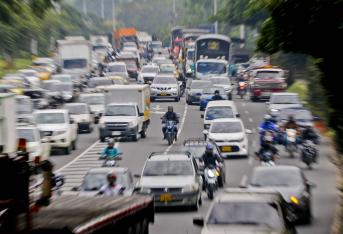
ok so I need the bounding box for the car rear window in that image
[143,160,193,176]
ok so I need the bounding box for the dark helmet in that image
[288,114,295,121]
[107,172,117,182]
[214,90,220,95]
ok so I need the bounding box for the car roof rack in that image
[148,151,191,158]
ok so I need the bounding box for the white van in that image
[202,100,239,129]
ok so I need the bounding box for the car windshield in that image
[206,107,234,120]
[52,75,72,83]
[251,169,302,187]
[207,202,282,229]
[211,121,242,133]
[63,59,87,69]
[256,71,282,79]
[79,95,105,105]
[88,79,112,88]
[50,83,73,92]
[17,129,36,142]
[277,109,312,121]
[160,66,176,73]
[271,95,299,104]
[36,113,66,124]
[197,62,226,74]
[81,172,126,191]
[108,65,126,73]
[143,160,193,176]
[203,87,225,95]
[211,78,230,85]
[105,105,136,116]
[142,67,159,73]
[65,105,88,115]
[187,50,194,60]
[153,77,177,84]
[16,99,33,114]
[191,81,212,89]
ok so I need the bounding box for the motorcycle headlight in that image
[271,109,279,113]
[182,184,198,193]
[140,187,151,194]
[207,170,216,178]
[53,130,66,136]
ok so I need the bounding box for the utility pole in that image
[101,0,104,19]
[214,0,218,33]
[112,0,116,30]
[82,0,87,15]
[173,0,176,26]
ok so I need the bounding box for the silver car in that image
[135,152,203,210]
[150,74,180,102]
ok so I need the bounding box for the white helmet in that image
[264,114,272,120]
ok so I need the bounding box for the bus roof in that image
[196,34,231,43]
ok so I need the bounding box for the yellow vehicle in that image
[31,66,52,80]
[0,80,25,94]
[107,75,129,85]
[159,64,179,79]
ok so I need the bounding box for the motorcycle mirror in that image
[203,130,209,135]
[200,114,204,119]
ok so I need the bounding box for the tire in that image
[132,131,139,142]
[207,184,214,200]
[64,144,72,155]
[228,93,232,100]
[302,206,312,224]
[71,139,77,150]
[167,134,173,145]
[100,137,106,142]
[141,219,149,234]
[190,194,200,211]
[141,127,147,138]
[218,175,224,188]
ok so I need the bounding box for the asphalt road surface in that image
[50,93,337,234]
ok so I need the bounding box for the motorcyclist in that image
[100,139,120,159]
[162,106,179,139]
[257,134,278,161]
[283,114,300,147]
[211,90,224,101]
[259,114,278,145]
[98,173,124,196]
[201,143,223,168]
[301,125,319,143]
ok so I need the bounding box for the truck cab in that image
[249,67,287,102]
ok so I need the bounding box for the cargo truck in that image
[56,39,92,77]
[98,85,151,142]
[113,28,138,49]
[0,93,17,154]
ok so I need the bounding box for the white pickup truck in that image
[98,85,150,142]
[34,109,78,155]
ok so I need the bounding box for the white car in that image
[205,118,250,158]
[209,76,233,100]
[137,65,159,84]
[16,95,34,123]
[64,103,93,133]
[150,74,180,102]
[17,124,51,162]
[34,109,78,155]
[78,93,105,123]
[105,62,129,82]
[202,100,239,129]
[268,92,303,115]
[51,74,73,83]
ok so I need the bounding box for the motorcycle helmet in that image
[264,114,272,121]
[205,143,214,153]
[108,138,115,147]
[107,172,117,182]
[214,90,220,95]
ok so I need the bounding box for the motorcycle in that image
[237,81,247,99]
[98,152,123,167]
[163,120,177,145]
[255,151,276,167]
[301,140,317,169]
[286,129,298,158]
[204,165,219,200]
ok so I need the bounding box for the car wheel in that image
[64,144,72,155]
[71,140,77,150]
[229,93,232,100]
[218,176,224,188]
[141,126,147,138]
[100,137,106,142]
[132,129,139,142]
[191,194,200,211]
[302,205,312,224]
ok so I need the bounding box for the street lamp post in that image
[112,0,116,30]
[214,0,218,33]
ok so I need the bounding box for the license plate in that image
[160,92,168,96]
[160,193,173,202]
[261,92,271,96]
[221,146,232,152]
[112,131,121,136]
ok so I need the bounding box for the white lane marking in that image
[151,111,165,115]
[245,110,249,115]
[248,117,253,123]
[240,174,248,187]
[57,141,119,172]
[165,103,188,153]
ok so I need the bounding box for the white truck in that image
[99,85,151,142]
[0,93,17,154]
[56,39,91,77]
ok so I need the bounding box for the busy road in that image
[49,91,336,234]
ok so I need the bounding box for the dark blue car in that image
[199,87,227,111]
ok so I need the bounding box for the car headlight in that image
[53,130,66,136]
[140,187,151,194]
[182,184,198,193]
[128,121,136,128]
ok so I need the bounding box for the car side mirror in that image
[41,138,48,143]
[193,217,204,227]
[134,174,141,178]
[203,130,209,135]
[69,119,74,124]
[200,114,204,119]
[139,112,144,117]
[245,129,252,134]
[236,113,240,118]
